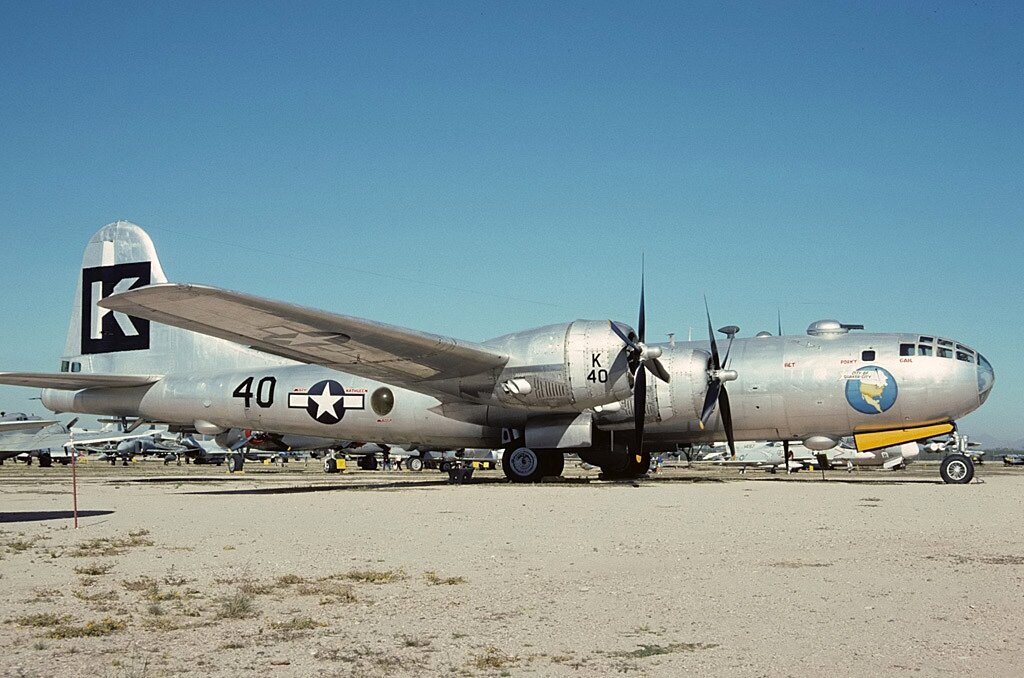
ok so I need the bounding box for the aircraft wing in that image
[0,373,161,390]
[0,419,59,432]
[100,284,510,394]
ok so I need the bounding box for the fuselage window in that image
[917,345,933,356]
[899,344,915,356]
[70,362,81,372]
[937,347,953,359]
[861,350,876,361]
[919,336,934,343]
[938,338,953,347]
[60,360,69,373]
[956,351,974,363]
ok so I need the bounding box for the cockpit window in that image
[938,339,953,347]
[919,336,934,344]
[956,351,974,363]
[917,345,933,356]
[979,353,993,372]
[900,344,915,356]
[937,347,953,359]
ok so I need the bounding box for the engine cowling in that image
[485,320,634,411]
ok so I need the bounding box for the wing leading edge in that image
[0,373,161,390]
[100,283,509,393]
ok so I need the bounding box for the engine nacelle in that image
[484,320,634,411]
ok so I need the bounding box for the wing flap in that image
[100,284,509,387]
[0,373,161,390]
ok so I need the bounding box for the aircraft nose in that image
[977,352,995,404]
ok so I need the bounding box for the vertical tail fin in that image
[61,221,267,376]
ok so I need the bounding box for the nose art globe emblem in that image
[845,365,898,414]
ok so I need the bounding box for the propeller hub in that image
[710,369,738,383]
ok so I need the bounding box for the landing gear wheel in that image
[407,457,423,472]
[324,458,338,473]
[358,455,379,471]
[227,452,245,473]
[624,450,651,478]
[539,451,564,478]
[940,454,974,484]
[38,453,53,468]
[503,447,544,483]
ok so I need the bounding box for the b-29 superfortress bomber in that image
[0,222,994,483]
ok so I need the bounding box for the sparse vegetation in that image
[47,616,127,638]
[330,568,406,584]
[214,591,258,619]
[611,642,718,659]
[424,571,466,586]
[74,562,114,576]
[403,636,431,648]
[472,646,517,670]
[271,616,322,631]
[70,531,154,557]
[15,612,70,628]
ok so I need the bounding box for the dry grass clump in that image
[329,568,406,584]
[14,612,70,628]
[47,617,127,638]
[214,591,258,620]
[70,530,153,557]
[472,646,517,670]
[73,562,114,576]
[270,616,322,632]
[424,571,466,586]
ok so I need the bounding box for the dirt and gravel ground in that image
[1,460,1023,677]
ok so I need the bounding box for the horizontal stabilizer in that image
[100,283,509,388]
[0,372,161,391]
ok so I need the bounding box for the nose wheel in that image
[939,453,974,484]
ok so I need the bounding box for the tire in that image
[324,458,338,473]
[502,447,544,483]
[602,450,651,479]
[940,454,974,484]
[440,461,452,472]
[358,455,379,471]
[38,453,53,468]
[539,451,565,478]
[407,457,423,472]
[227,453,245,473]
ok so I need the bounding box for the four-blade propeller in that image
[699,298,739,459]
[608,269,670,463]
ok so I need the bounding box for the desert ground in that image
[2,459,1023,677]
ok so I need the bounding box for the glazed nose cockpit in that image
[899,336,994,403]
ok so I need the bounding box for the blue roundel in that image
[845,365,898,414]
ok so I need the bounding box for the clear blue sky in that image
[1,2,1021,443]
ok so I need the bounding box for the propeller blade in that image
[645,357,671,384]
[704,296,721,370]
[721,333,735,368]
[608,320,638,351]
[719,385,736,459]
[634,365,647,457]
[638,262,646,343]
[700,379,722,425]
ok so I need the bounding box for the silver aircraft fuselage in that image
[41,329,992,452]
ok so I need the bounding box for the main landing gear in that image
[501,447,565,483]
